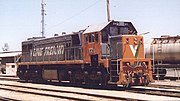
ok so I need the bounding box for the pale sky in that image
[0,0,180,51]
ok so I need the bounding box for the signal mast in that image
[41,0,46,37]
[106,0,111,22]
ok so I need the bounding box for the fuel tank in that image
[145,35,180,64]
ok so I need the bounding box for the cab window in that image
[119,27,129,34]
[101,30,108,43]
[95,32,98,42]
[84,34,88,43]
[89,34,93,42]
[110,27,118,36]
[89,33,98,43]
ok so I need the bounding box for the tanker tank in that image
[145,35,180,80]
[146,35,180,64]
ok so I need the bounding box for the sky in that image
[0,0,180,51]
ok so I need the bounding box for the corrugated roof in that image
[0,52,21,58]
[83,21,112,34]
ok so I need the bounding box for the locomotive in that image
[17,20,153,87]
[146,35,180,79]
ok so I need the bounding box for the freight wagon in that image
[146,35,180,80]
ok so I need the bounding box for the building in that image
[0,51,21,75]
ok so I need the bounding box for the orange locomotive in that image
[17,20,153,87]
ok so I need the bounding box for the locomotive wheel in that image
[84,77,90,86]
[153,75,157,80]
[73,70,84,85]
[84,74,100,87]
[69,74,75,84]
[58,70,66,82]
[100,74,109,87]
[170,77,177,81]
[85,80,99,86]
[123,83,131,88]
[84,71,90,86]
[0,67,6,74]
[84,75,96,86]
[32,70,43,82]
[159,75,165,80]
[142,75,150,86]
[70,77,83,86]
[17,67,26,80]
[69,71,83,85]
[18,70,25,80]
[24,71,29,82]
[133,73,140,85]
[123,76,132,88]
[74,79,83,86]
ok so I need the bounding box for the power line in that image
[46,0,101,31]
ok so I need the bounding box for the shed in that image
[0,51,21,75]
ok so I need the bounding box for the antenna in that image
[106,0,111,22]
[41,0,46,37]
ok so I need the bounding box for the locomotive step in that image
[110,64,120,66]
[108,81,117,84]
[111,76,119,78]
[110,70,119,72]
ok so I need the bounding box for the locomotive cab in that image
[83,21,153,87]
[83,21,137,63]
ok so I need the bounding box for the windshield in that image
[110,26,130,36]
[101,21,137,43]
[110,27,118,36]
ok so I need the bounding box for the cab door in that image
[110,37,122,59]
[82,32,100,66]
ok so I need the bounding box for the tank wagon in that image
[17,20,153,87]
[146,35,180,79]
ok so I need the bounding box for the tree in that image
[2,43,9,51]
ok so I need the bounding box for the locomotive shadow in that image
[17,80,126,91]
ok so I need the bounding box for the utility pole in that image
[41,0,46,37]
[106,0,111,22]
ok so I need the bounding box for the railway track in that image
[121,80,180,98]
[0,75,19,81]
[0,97,21,101]
[0,76,180,100]
[0,82,137,101]
[127,86,180,98]
[148,84,180,90]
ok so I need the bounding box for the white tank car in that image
[145,35,180,80]
[146,35,180,64]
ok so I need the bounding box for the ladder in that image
[157,41,162,64]
[109,59,120,83]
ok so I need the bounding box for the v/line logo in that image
[129,45,138,57]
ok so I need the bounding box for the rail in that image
[0,77,180,100]
[128,86,180,98]
[0,81,140,101]
[153,67,180,80]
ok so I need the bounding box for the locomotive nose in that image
[119,60,152,87]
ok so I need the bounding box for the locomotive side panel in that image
[21,34,82,63]
[31,42,65,62]
[19,34,83,81]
